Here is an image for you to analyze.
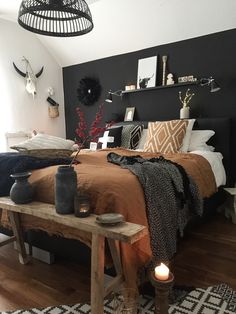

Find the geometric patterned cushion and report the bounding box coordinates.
[106,126,123,148]
[144,120,188,153]
[121,125,136,148]
[130,125,144,149]
[121,124,144,149]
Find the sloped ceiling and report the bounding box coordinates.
[1,0,236,67]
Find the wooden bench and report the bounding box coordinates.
[0,197,147,314]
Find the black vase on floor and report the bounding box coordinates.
[10,172,34,204]
[55,165,77,214]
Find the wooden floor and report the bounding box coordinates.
[0,213,235,312]
[173,214,236,290]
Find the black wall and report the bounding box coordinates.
[63,29,236,184]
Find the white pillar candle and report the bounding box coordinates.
[89,142,97,151]
[154,263,169,281]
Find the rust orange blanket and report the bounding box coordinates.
[1,148,217,288]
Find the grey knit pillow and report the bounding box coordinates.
[121,125,135,148]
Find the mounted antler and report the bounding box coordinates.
[13,57,44,98]
[13,62,26,77]
[36,66,44,78]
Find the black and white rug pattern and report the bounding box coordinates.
[1,284,235,314]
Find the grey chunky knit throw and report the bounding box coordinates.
[107,153,203,263]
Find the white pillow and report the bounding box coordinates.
[188,130,215,151]
[180,119,196,152]
[10,133,75,150]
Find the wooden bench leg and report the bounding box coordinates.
[91,233,105,314]
[8,211,30,265]
[0,208,16,247]
[104,239,126,297]
[107,239,122,275]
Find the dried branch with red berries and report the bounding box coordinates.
[75,103,112,146]
[70,104,113,166]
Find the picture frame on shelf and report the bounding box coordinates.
[137,56,157,89]
[124,107,135,121]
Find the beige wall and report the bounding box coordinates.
[0,19,66,151]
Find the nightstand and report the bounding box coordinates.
[223,188,236,224]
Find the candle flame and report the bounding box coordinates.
[160,263,169,271]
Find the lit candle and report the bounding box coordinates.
[79,206,89,213]
[154,263,169,281]
[74,193,91,218]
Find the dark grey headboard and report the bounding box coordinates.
[115,118,232,183]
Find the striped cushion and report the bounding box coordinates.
[10,133,75,151]
[144,120,188,153]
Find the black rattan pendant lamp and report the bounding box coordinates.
[18,0,94,37]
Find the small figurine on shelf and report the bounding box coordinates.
[179,88,195,119]
[166,73,175,85]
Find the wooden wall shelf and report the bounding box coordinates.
[122,81,198,95]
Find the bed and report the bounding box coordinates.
[0,118,231,289]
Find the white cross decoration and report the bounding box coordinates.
[99,131,114,149]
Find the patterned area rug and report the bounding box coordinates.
[1,284,235,314]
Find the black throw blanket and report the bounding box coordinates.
[0,153,72,197]
[107,152,202,263]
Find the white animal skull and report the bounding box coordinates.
[13,56,44,98]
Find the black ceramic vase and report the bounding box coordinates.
[10,172,34,204]
[55,165,77,214]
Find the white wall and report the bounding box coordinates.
[38,0,236,67]
[0,18,66,151]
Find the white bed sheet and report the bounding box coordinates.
[134,148,226,187]
[190,150,226,187]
